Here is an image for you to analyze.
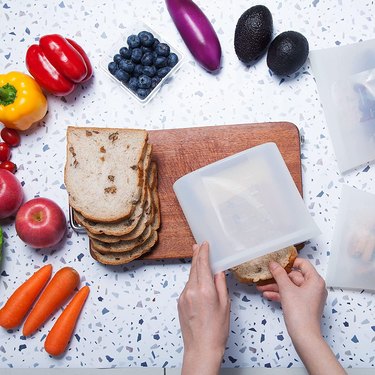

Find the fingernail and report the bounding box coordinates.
[202,241,208,246]
[269,261,279,271]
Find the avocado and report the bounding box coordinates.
[234,5,273,64]
[267,31,309,75]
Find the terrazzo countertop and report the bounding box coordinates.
[1,0,375,370]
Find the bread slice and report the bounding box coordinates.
[91,224,153,253]
[73,160,156,236]
[231,246,297,284]
[150,182,161,232]
[64,126,148,222]
[90,230,158,265]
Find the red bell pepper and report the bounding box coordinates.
[66,38,93,82]
[26,34,93,96]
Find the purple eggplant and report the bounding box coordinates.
[166,0,222,72]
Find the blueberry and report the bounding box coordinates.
[143,65,157,77]
[119,46,132,59]
[127,34,141,49]
[138,31,155,47]
[154,56,168,68]
[152,38,160,50]
[141,46,152,54]
[131,48,143,63]
[151,76,161,89]
[141,52,154,66]
[108,61,118,75]
[138,74,152,89]
[128,77,138,91]
[137,88,151,100]
[133,64,144,77]
[113,54,122,63]
[118,59,135,73]
[167,53,179,67]
[114,69,130,83]
[156,43,170,57]
[157,66,171,78]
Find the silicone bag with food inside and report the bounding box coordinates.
[309,39,375,173]
[326,185,375,291]
[173,143,320,274]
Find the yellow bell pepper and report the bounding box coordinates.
[0,71,48,131]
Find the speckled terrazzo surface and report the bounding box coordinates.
[1,0,375,369]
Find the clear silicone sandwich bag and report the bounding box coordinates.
[325,185,375,291]
[310,39,375,173]
[173,143,320,274]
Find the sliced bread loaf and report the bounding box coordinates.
[64,126,148,222]
[231,246,297,284]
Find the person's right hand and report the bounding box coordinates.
[257,258,347,375]
[256,257,327,341]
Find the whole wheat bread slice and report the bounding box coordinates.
[231,246,297,284]
[150,183,161,231]
[73,160,156,236]
[64,126,148,222]
[91,224,153,253]
[90,230,158,265]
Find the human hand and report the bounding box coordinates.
[256,257,327,342]
[178,242,230,375]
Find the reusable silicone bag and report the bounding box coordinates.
[310,39,375,173]
[173,143,320,273]
[326,185,375,291]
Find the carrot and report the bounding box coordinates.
[44,285,90,356]
[22,266,80,336]
[0,264,52,330]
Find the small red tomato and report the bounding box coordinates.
[0,161,17,173]
[0,142,11,162]
[1,128,21,147]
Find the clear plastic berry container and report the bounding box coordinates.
[100,21,184,105]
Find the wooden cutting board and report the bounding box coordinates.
[139,122,302,260]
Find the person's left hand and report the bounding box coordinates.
[178,242,230,375]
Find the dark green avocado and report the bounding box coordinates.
[267,31,309,75]
[234,5,273,64]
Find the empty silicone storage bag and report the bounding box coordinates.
[173,143,320,274]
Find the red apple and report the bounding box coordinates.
[0,169,24,219]
[15,197,67,248]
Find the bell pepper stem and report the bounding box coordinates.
[0,83,17,106]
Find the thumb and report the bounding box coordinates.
[269,261,293,291]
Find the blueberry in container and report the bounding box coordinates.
[100,20,184,104]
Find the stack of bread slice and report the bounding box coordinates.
[64,126,160,265]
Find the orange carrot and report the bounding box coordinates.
[0,264,52,330]
[44,285,90,356]
[22,266,80,336]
